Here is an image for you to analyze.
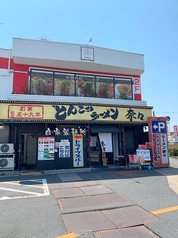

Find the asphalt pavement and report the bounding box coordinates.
[0,158,178,238]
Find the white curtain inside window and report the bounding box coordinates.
[98,133,112,152]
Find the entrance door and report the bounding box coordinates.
[22,133,37,169]
[90,135,101,163]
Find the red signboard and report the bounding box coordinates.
[8,104,44,119]
[148,116,169,168]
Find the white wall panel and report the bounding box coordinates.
[12,38,144,75]
[8,94,148,107]
[0,48,11,58]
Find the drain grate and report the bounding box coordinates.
[94,226,159,238]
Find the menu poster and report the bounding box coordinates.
[59,140,70,158]
[38,136,55,160]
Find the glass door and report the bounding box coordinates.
[90,135,100,163]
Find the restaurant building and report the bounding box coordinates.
[0,38,152,171]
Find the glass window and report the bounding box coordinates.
[54,73,74,96]
[0,126,9,143]
[30,70,53,95]
[114,78,133,100]
[76,74,95,97]
[96,76,114,98]
[28,68,134,101]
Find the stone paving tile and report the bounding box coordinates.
[94,226,159,238]
[80,184,113,195]
[48,180,99,190]
[59,193,133,210]
[62,207,160,235]
[104,206,160,228]
[52,187,84,198]
[62,211,118,233]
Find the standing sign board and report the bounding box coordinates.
[148,117,169,168]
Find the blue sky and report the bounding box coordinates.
[0,0,178,131]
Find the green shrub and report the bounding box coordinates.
[168,144,178,157]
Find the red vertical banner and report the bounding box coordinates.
[148,116,169,168]
[133,78,141,101]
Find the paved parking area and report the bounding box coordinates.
[1,162,178,238]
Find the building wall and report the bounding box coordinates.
[0,49,13,99]
[12,38,144,75]
[0,39,153,171]
[0,38,145,102]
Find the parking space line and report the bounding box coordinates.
[55,233,77,238]
[3,181,43,189]
[0,179,49,200]
[42,179,49,195]
[151,205,178,215]
[0,187,43,195]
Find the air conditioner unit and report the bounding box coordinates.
[0,157,15,170]
[0,144,14,154]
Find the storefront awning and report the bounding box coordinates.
[90,125,120,133]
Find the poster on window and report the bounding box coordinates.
[73,134,84,167]
[136,149,151,161]
[38,136,55,160]
[98,133,112,152]
[59,140,70,158]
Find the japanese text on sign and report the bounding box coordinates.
[73,134,84,167]
[161,134,168,164]
[8,105,44,119]
[53,105,145,122]
[125,108,144,122]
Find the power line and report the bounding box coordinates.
[155,111,178,113]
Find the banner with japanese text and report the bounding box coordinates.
[98,133,112,152]
[73,134,84,167]
[148,117,169,168]
[0,103,152,123]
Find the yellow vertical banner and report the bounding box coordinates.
[73,134,84,167]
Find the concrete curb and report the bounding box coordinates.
[0,167,92,177]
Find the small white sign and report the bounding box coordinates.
[136,149,151,161]
[81,47,94,61]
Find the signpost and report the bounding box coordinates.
[148,117,169,168]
